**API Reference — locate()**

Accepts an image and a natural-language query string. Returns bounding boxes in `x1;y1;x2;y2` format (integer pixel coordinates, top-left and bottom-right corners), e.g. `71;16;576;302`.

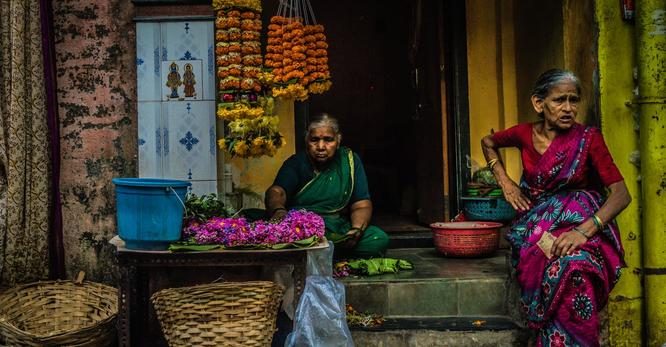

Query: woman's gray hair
531;69;581;100
305;113;341;139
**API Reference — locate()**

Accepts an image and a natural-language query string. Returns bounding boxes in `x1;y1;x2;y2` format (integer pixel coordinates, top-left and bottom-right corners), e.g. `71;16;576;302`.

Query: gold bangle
487;158;499;170
573;227;589;239
593;215;604;229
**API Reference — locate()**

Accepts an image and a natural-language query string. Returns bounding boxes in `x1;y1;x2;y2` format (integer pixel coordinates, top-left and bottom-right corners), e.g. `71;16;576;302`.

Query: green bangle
592;215;603;230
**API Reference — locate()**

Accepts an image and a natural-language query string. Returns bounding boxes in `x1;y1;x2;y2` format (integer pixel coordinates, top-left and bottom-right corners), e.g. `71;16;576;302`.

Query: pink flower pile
182;209;325;247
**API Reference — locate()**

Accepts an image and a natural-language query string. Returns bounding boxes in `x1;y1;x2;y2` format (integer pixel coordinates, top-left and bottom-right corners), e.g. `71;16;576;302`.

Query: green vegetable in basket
184;193;232;222
472;167;498;186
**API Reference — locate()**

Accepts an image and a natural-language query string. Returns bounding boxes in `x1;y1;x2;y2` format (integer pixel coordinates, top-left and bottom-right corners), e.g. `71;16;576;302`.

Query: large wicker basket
151;281;285;347
0;279;118;346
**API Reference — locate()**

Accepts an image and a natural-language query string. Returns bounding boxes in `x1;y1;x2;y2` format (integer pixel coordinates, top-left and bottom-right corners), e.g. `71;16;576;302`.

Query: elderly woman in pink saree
481;69;631;347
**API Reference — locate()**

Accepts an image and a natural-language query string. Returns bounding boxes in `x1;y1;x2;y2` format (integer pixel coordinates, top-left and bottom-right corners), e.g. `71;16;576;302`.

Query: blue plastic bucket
112;178;191;250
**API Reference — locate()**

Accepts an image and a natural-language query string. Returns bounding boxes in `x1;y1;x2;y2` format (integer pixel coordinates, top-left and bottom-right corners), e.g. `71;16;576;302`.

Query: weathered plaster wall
53;1;137;283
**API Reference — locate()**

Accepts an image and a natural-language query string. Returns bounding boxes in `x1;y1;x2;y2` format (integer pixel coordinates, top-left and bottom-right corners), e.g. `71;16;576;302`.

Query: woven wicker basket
151;281;285;347
0;279;118;346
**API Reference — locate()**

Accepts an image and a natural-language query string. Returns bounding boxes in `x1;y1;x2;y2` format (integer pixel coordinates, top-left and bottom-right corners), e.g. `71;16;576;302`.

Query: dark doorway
264;1;448;228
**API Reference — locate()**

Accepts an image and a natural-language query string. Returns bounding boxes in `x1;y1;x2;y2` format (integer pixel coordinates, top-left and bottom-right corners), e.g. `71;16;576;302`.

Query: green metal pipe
636;0;666;345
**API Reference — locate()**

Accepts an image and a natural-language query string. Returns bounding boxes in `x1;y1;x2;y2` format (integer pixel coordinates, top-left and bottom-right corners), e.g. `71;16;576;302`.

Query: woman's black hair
531;69;581;100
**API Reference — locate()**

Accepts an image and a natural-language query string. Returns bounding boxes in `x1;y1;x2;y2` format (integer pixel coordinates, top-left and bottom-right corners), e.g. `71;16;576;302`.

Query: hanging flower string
265;0;332;101
180;209;325;249
214;0;285;158
303;24;332;94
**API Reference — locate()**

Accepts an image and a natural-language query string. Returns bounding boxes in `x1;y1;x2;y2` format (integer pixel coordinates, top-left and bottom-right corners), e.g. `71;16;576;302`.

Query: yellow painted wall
595;2;644;345
227;100;296;208
514;0;564;125
465;0;520;179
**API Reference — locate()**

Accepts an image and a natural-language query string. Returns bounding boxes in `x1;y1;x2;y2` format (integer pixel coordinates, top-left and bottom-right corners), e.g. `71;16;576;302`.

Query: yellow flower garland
216;103;264;121
272;84;309;101
308;80;332;94
212;0;261;11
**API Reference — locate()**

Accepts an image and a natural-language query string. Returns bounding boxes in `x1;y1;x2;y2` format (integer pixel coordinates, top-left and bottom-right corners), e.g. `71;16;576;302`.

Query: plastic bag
306;241;334;277
284;276;354;347
285;242;354;347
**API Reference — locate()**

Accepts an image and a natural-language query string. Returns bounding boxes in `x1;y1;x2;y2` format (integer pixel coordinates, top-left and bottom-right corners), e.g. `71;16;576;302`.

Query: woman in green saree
265;114;389;258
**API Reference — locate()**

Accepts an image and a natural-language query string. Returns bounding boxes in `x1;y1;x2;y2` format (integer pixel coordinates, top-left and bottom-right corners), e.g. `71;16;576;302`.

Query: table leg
117;264;136;347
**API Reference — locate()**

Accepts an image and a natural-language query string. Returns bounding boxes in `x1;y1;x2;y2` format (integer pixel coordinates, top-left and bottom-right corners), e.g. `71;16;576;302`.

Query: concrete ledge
351;329;529;347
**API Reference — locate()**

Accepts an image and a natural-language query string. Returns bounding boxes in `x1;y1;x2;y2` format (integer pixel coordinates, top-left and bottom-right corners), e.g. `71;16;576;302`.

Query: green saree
290;147;388;258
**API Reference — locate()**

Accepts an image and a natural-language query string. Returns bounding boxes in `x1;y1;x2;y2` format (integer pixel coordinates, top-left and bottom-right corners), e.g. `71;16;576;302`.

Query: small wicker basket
151;281;285;347
0;278;118;346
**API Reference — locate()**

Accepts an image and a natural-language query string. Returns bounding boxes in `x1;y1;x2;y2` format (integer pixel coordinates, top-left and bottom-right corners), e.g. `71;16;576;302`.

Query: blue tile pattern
154;47;161;76
181;51;196;60
138;21;217;195
208;45;214;74
209;126;216;155
163;127;170;155
180;131;200;151
155;129;162;155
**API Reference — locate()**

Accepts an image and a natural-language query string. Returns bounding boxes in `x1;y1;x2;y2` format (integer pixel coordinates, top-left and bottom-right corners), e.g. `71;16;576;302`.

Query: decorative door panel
136;20;217;195
137;102;162;178
160;21;216;101
162;101;217;196
136;22;162;102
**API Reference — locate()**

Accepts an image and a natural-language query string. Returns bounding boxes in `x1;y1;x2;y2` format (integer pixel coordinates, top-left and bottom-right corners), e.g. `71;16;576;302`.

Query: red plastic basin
430;221;503;257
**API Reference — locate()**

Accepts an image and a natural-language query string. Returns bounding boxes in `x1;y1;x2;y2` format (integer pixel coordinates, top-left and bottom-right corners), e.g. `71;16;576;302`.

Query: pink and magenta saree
507;124;624;347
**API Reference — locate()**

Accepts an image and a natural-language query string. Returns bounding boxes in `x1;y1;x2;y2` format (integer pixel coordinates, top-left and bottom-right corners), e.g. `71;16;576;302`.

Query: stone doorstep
351;316;523;332
387;231;434;249
341;248;512;317
350;328;529;347
386;227;512;250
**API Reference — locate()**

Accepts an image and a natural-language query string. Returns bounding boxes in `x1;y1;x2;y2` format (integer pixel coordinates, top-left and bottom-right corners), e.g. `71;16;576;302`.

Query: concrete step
341;248;527;346
350;316;529;347
374;215;434;249
342;248;511;317
387;231;434;249
351;328;527;347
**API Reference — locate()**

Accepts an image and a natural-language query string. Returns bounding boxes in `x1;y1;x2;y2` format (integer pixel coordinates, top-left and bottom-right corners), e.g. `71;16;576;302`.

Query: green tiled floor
342;248;510;317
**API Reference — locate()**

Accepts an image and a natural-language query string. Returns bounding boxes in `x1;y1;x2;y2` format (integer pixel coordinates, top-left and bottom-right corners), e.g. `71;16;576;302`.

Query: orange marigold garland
214;0;285;158
267;0;331;101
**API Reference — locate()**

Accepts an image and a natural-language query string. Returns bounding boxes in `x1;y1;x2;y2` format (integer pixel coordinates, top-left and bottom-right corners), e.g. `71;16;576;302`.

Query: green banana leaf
346;258;414;276
168;236;321;252
168;243;222;252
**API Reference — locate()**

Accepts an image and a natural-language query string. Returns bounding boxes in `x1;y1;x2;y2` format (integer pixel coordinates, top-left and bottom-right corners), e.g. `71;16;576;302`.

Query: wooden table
113;237;328;346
